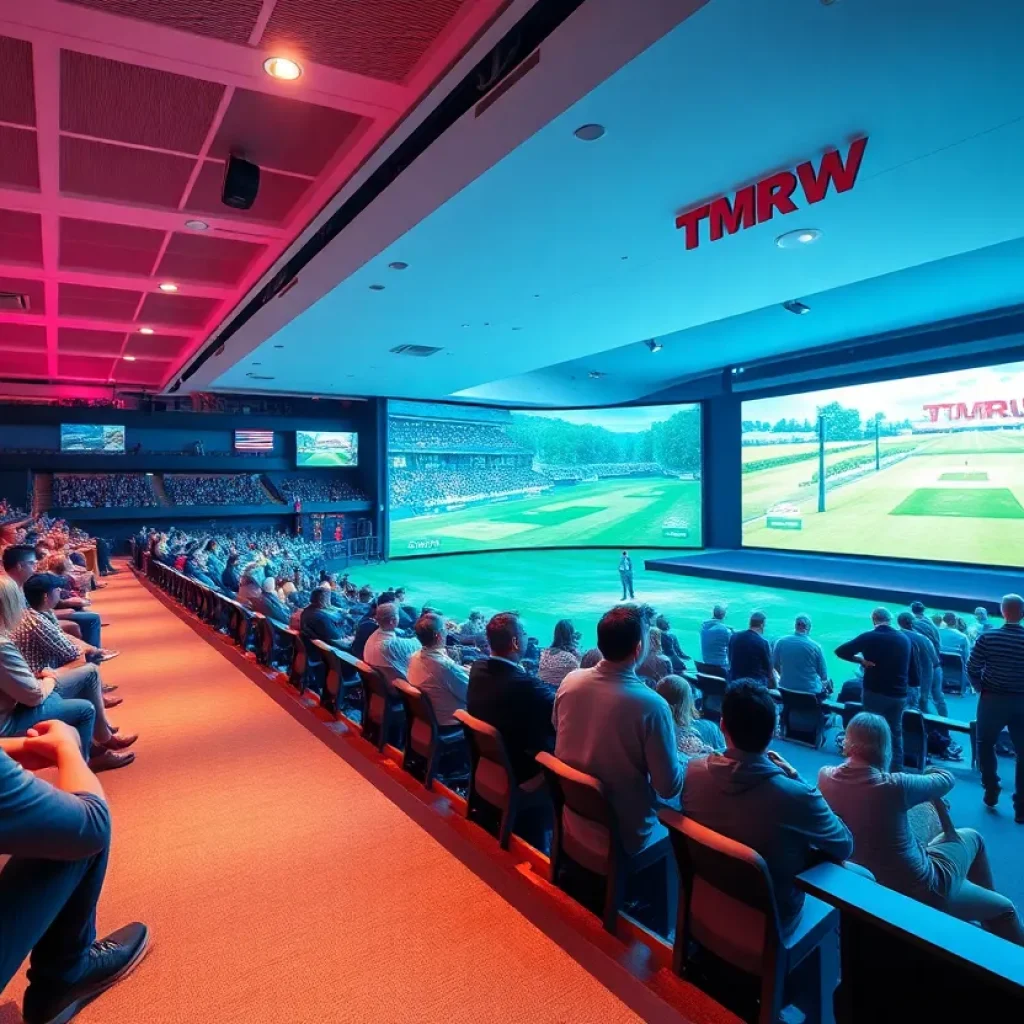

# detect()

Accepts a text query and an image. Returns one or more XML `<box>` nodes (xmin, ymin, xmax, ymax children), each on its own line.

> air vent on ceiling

<box><xmin>390</xmin><ymin>344</ymin><xmax>443</xmax><ymax>357</ymax></box>
<box><xmin>245</xmin><ymin>373</ymin><xmax>276</xmax><ymax>380</ymax></box>
<box><xmin>0</xmin><ymin>291</ymin><xmax>29</xmax><ymax>311</ymax></box>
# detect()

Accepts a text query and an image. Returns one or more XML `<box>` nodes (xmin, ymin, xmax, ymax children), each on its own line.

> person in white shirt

<box><xmin>407</xmin><ymin>612</ymin><xmax>469</xmax><ymax>727</ymax></box>
<box><xmin>363</xmin><ymin>602</ymin><xmax>420</xmax><ymax>682</ymax></box>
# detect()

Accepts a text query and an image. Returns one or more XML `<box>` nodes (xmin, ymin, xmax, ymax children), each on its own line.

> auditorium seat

<box><xmin>660</xmin><ymin>810</ymin><xmax>839</xmax><ymax>1024</ymax></box>
<box><xmin>455</xmin><ymin>709</ymin><xmax>550</xmax><ymax>849</ymax></box>
<box><xmin>901</xmin><ymin>708</ymin><xmax>928</xmax><ymax>772</ymax></box>
<box><xmin>313</xmin><ymin>640</ymin><xmax>361</xmax><ymax>716</ymax></box>
<box><xmin>778</xmin><ymin>688</ymin><xmax>826</xmax><ymax>749</ymax></box>
<box><xmin>693</xmin><ymin>670</ymin><xmax>727</xmax><ymax>723</ymax></box>
<box><xmin>536</xmin><ymin>752</ymin><xmax>674</xmax><ymax>935</ymax></box>
<box><xmin>344</xmin><ymin>653</ymin><xmax>404</xmax><ymax>751</ymax></box>
<box><xmin>939</xmin><ymin>651</ymin><xmax>967</xmax><ymax>696</ymax></box>
<box><xmin>393</xmin><ymin>679</ymin><xmax>467</xmax><ymax>789</ymax></box>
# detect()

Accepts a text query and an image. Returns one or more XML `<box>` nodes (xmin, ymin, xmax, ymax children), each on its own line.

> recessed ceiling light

<box><xmin>252</xmin><ymin>362</ymin><xmax>261</xmax><ymax>366</ymax></box>
<box><xmin>369</xmin><ymin>284</ymin><xmax>385</xmax><ymax>291</ymax></box>
<box><xmin>184</xmin><ymin>219</ymin><xmax>208</xmax><ymax>231</ymax></box>
<box><xmin>775</xmin><ymin>228</ymin><xmax>822</xmax><ymax>249</ymax></box>
<box><xmin>512</xmin><ymin>327</ymin><xmax>522</xmax><ymax>331</ymax></box>
<box><xmin>574</xmin><ymin>124</ymin><xmax>606</xmax><ymax>142</ymax></box>
<box><xmin>783</xmin><ymin>300</ymin><xmax>811</xmax><ymax>315</ymax></box>
<box><xmin>461</xmin><ymin>323</ymin><xmax>470</xmax><ymax>328</ymax></box>
<box><xmin>159</xmin><ymin>282</ymin><xmax>178</xmax><ymax>292</ymax></box>
<box><xmin>388</xmin><ymin>261</ymin><xmax>408</xmax><ymax>271</ymax></box>
<box><xmin>588</xmin><ymin>370</ymin><xmax>605</xmax><ymax>379</ymax></box>
<box><xmin>263</xmin><ymin>56</ymin><xmax>302</xmax><ymax>81</ymax></box>
<box><xmin>139</xmin><ymin>327</ymin><xmax>154</xmax><ymax>335</ymax></box>
<box><xmin>644</xmin><ymin>339</ymin><xmax>663</xmax><ymax>353</ymax></box>
<box><xmin>123</xmin><ymin>355</ymin><xmax>136</xmax><ymax>361</ymax></box>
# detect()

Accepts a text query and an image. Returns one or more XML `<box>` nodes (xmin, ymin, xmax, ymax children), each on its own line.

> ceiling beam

<box><xmin>0</xmin><ymin>310</ymin><xmax>194</xmax><ymax>337</ymax></box>
<box><xmin>0</xmin><ymin>1</ymin><xmax>410</xmax><ymax>119</ymax></box>
<box><xmin>0</xmin><ymin>263</ymin><xmax>235</xmax><ymax>300</ymax></box>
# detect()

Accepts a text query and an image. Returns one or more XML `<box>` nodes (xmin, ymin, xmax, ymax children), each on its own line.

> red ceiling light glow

<box><xmin>123</xmin><ymin>355</ymin><xmax>137</xmax><ymax>361</ymax></box>
<box><xmin>139</xmin><ymin>327</ymin><xmax>155</xmax><ymax>335</ymax></box>
<box><xmin>159</xmin><ymin>282</ymin><xmax>179</xmax><ymax>292</ymax></box>
<box><xmin>263</xmin><ymin>57</ymin><xmax>302</xmax><ymax>81</ymax></box>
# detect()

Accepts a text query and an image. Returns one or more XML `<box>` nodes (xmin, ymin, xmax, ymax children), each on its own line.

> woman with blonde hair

<box><xmin>637</xmin><ymin>626</ymin><xmax>672</xmax><ymax>684</ymax></box>
<box><xmin>656</xmin><ymin>674</ymin><xmax>725</xmax><ymax>758</ymax></box>
<box><xmin>819</xmin><ymin>713</ymin><xmax>1024</xmax><ymax>945</ymax></box>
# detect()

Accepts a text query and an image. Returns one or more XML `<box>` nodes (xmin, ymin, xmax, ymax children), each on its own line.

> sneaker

<box><xmin>101</xmin><ymin>683</ymin><xmax>118</xmax><ymax>693</ymax></box>
<box><xmin>95</xmin><ymin>650</ymin><xmax>120</xmax><ymax>663</ymax></box>
<box><xmin>102</xmin><ymin>694</ymin><xmax>123</xmax><ymax>709</ymax></box>
<box><xmin>104</xmin><ymin>732</ymin><xmax>138</xmax><ymax>752</ymax></box>
<box><xmin>984</xmin><ymin>786</ymin><xmax>1000</xmax><ymax>808</ymax></box>
<box><xmin>22</xmin><ymin>923</ymin><xmax>150</xmax><ymax>1024</ymax></box>
<box><xmin>88</xmin><ymin>750</ymin><xmax>135</xmax><ymax>772</ymax></box>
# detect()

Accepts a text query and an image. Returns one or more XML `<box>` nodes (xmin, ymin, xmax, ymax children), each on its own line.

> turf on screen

<box><xmin>741</xmin><ymin>358</ymin><xmax>1024</xmax><ymax>567</ymax></box>
<box><xmin>387</xmin><ymin>401</ymin><xmax>702</xmax><ymax>557</ymax></box>
<box><xmin>295</xmin><ymin>431</ymin><xmax>358</xmax><ymax>467</ymax></box>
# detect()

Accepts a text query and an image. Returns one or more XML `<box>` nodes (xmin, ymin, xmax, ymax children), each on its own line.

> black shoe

<box><xmin>1015</xmin><ymin>805</ymin><xmax>1024</xmax><ymax>824</ymax></box>
<box><xmin>22</xmin><ymin>923</ymin><xmax>150</xmax><ymax>1024</ymax></box>
<box><xmin>984</xmin><ymin>786</ymin><xmax>1000</xmax><ymax>808</ymax></box>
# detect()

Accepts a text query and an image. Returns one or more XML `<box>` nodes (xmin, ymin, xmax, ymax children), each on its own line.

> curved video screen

<box><xmin>741</xmin><ymin>358</ymin><xmax>1024</xmax><ymax>567</ymax></box>
<box><xmin>388</xmin><ymin>400</ymin><xmax>702</xmax><ymax>557</ymax></box>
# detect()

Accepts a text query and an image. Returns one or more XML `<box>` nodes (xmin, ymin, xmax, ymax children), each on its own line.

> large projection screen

<box><xmin>741</xmin><ymin>359</ymin><xmax>1024</xmax><ymax>567</ymax></box>
<box><xmin>388</xmin><ymin>400</ymin><xmax>702</xmax><ymax>557</ymax></box>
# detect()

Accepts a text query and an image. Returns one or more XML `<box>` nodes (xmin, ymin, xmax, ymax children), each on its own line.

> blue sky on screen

<box><xmin>746</xmin><ymin>359</ymin><xmax>1024</xmax><ymax>424</ymax></box>
<box><xmin>515</xmin><ymin>404</ymin><xmax>695</xmax><ymax>433</ymax></box>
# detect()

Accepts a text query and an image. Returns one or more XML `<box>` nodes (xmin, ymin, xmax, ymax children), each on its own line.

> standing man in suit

<box><xmin>467</xmin><ymin>612</ymin><xmax>556</xmax><ymax>786</ymax></box>
<box><xmin>618</xmin><ymin>551</ymin><xmax>635</xmax><ymax>601</ymax></box>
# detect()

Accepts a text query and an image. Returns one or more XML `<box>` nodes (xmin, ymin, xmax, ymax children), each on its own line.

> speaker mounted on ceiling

<box><xmin>222</xmin><ymin>155</ymin><xmax>260</xmax><ymax>210</ymax></box>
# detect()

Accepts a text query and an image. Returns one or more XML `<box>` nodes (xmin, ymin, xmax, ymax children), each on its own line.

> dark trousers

<box><xmin>620</xmin><ymin>573</ymin><xmax>634</xmax><ymax>600</ymax></box>
<box><xmin>863</xmin><ymin>690</ymin><xmax>906</xmax><ymax>771</ymax></box>
<box><xmin>0</xmin><ymin>843</ymin><xmax>108</xmax><ymax>991</ymax></box>
<box><xmin>977</xmin><ymin>691</ymin><xmax>1024</xmax><ymax>808</ymax></box>
<box><xmin>96</xmin><ymin>538</ymin><xmax>113</xmax><ymax>574</ymax></box>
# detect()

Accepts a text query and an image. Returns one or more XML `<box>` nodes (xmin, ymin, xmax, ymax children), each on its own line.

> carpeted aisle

<box><xmin>1</xmin><ymin>569</ymin><xmax>651</xmax><ymax>1024</ymax></box>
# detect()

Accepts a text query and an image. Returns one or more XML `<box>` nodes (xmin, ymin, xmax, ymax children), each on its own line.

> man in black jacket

<box><xmin>727</xmin><ymin>611</ymin><xmax>775</xmax><ymax>685</ymax></box>
<box><xmin>835</xmin><ymin>607</ymin><xmax>919</xmax><ymax>770</ymax></box>
<box><xmin>299</xmin><ymin>588</ymin><xmax>346</xmax><ymax>646</ymax></box>
<box><xmin>467</xmin><ymin>612</ymin><xmax>556</xmax><ymax>785</ymax></box>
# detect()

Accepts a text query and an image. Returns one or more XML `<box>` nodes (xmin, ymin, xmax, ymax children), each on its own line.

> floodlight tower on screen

<box><xmin>386</xmin><ymin>400</ymin><xmax>703</xmax><ymax>557</ymax></box>
<box><xmin>740</xmin><ymin>358</ymin><xmax>1024</xmax><ymax>568</ymax></box>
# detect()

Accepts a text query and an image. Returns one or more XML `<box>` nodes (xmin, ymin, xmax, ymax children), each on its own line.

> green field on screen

<box><xmin>389</xmin><ymin>478</ymin><xmax>702</xmax><ymax>556</ymax></box>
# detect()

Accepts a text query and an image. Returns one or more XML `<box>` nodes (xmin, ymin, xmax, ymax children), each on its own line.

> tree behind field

<box><xmin>816</xmin><ymin>401</ymin><xmax>862</xmax><ymax>441</ymax></box>
<box><xmin>651</xmin><ymin>407</ymin><xmax>701</xmax><ymax>473</ymax></box>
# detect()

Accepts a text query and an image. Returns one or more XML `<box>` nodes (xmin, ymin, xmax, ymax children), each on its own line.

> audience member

<box><xmin>579</xmin><ymin>647</ymin><xmax>602</xmax><ymax>669</ymax></box>
<box><xmin>0</xmin><ymin>720</ymin><xmax>150</xmax><ymax>1018</ymax></box>
<box><xmin>637</xmin><ymin>625</ymin><xmax>672</xmax><ymax>685</ymax></box>
<box><xmin>819</xmin><ymin>713</ymin><xmax>1024</xmax><ymax>944</ymax></box>
<box><xmin>773</xmin><ymin>615</ymin><xmax>828</xmax><ymax>696</ymax></box>
<box><xmin>910</xmin><ymin>601</ymin><xmax>942</xmax><ymax>654</ymax></box>
<box><xmin>656</xmin><ymin>674</ymin><xmax>725</xmax><ymax>759</ymax></box>
<box><xmin>299</xmin><ymin>588</ymin><xmax>347</xmax><ymax>647</ymax></box>
<box><xmin>221</xmin><ymin>553</ymin><xmax>241</xmax><ymax>594</ymax></box>
<box><xmin>683</xmin><ymin>679</ymin><xmax>853</xmax><ymax>932</ymax></box>
<box><xmin>458</xmin><ymin>610</ymin><xmax>486</xmax><ymax>637</ymax></box>
<box><xmin>254</xmin><ymin>578</ymin><xmax>291</xmax><ymax>625</ymax></box>
<box><xmin>699</xmin><ymin>604</ymin><xmax>731</xmax><ymax>670</ymax></box>
<box><xmin>835</xmin><ymin>608</ymin><xmax>918</xmax><ymax>771</ymax></box>
<box><xmin>727</xmin><ymin>611</ymin><xmax>775</xmax><ymax>685</ymax></box>
<box><xmin>467</xmin><ymin>612</ymin><xmax>555</xmax><ymax>785</ymax></box>
<box><xmin>406</xmin><ymin>612</ymin><xmax>469</xmax><ymax>727</ymax></box>
<box><xmin>967</xmin><ymin>593</ymin><xmax>1024</xmax><ymax>821</ymax></box>
<box><xmin>968</xmin><ymin>607</ymin><xmax>994</xmax><ymax>643</ymax></box>
<box><xmin>655</xmin><ymin>615</ymin><xmax>689</xmax><ymax>674</ymax></box>
<box><xmin>538</xmin><ymin>619</ymin><xmax>580</xmax><ymax>687</ymax></box>
<box><xmin>363</xmin><ymin>602</ymin><xmax>420</xmax><ymax>682</ymax></box>
<box><xmin>554</xmin><ymin>605</ymin><xmax>682</xmax><ymax>856</ymax></box>
<box><xmin>897</xmin><ymin>611</ymin><xmax>940</xmax><ymax>713</ymax></box>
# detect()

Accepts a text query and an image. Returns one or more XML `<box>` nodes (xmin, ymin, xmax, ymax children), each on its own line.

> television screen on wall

<box><xmin>60</xmin><ymin>424</ymin><xmax>125</xmax><ymax>453</ymax></box>
<box><xmin>295</xmin><ymin>430</ymin><xmax>358</xmax><ymax>467</ymax></box>
<box><xmin>740</xmin><ymin>357</ymin><xmax>1024</xmax><ymax>567</ymax></box>
<box><xmin>387</xmin><ymin>399</ymin><xmax>703</xmax><ymax>557</ymax></box>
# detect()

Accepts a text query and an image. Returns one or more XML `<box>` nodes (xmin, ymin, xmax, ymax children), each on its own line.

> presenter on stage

<box><xmin>618</xmin><ymin>551</ymin><xmax>635</xmax><ymax>601</ymax></box>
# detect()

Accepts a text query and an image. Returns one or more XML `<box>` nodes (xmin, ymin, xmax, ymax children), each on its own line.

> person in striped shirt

<box><xmin>967</xmin><ymin>593</ymin><xmax>1024</xmax><ymax>823</ymax></box>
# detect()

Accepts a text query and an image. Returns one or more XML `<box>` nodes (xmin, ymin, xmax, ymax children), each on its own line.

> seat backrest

<box><xmin>939</xmin><ymin>651</ymin><xmax>964</xmax><ymax>669</ymax></box>
<box><xmin>841</xmin><ymin>700</ymin><xmax>864</xmax><ymax>728</ymax></box>
<box><xmin>454</xmin><ymin>709</ymin><xmax>516</xmax><ymax>809</ymax></box>
<box><xmin>394</xmin><ymin>678</ymin><xmax>437</xmax><ymax>755</ymax></box>
<box><xmin>661</xmin><ymin>812</ymin><xmax>779</xmax><ymax>975</ymax></box>
<box><xmin>695</xmin><ymin>661</ymin><xmax>726</xmax><ymax>680</ymax></box>
<box><xmin>779</xmin><ymin>687</ymin><xmax>822</xmax><ymax>740</ymax></box>
<box><xmin>535</xmin><ymin>751</ymin><xmax>615</xmax><ymax>875</ymax></box>
<box><xmin>312</xmin><ymin>640</ymin><xmax>343</xmax><ymax>706</ymax></box>
<box><xmin>901</xmin><ymin>708</ymin><xmax>928</xmax><ymax>771</ymax></box>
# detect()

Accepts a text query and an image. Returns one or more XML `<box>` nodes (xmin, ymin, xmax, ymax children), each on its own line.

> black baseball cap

<box><xmin>23</xmin><ymin>572</ymin><xmax>66</xmax><ymax>604</ymax></box>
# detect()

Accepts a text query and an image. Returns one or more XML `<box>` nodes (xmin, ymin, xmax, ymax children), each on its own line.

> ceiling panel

<box><xmin>60</xmin><ymin>136</ymin><xmax>195</xmax><ymax>207</ymax></box>
<box><xmin>0</xmin><ymin>323</ymin><xmax>47</xmax><ymax>351</ymax></box>
<box><xmin>0</xmin><ymin>211</ymin><xmax>43</xmax><ymax>267</ymax></box>
<box><xmin>58</xmin><ymin>327</ymin><xmax>128</xmax><ymax>355</ymax></box>
<box><xmin>0</xmin><ymin>276</ymin><xmax>46</xmax><ymax>314</ymax></box>
<box><xmin>137</xmin><ymin>292</ymin><xmax>221</xmax><ymax>327</ymax></box>
<box><xmin>59</xmin><ymin>283</ymin><xmax>143</xmax><ymax>320</ymax></box>
<box><xmin>59</xmin><ymin>218</ymin><xmax>165</xmax><ymax>275</ymax></box>
<box><xmin>0</xmin><ymin>126</ymin><xmax>40</xmax><ymax>190</ymax></box>
<box><xmin>155</xmin><ymin>233</ymin><xmax>265</xmax><ymax>286</ymax></box>
<box><xmin>62</xmin><ymin>0</ymin><xmax>263</xmax><ymax>46</ymax></box>
<box><xmin>0</xmin><ymin>350</ymin><xmax>48</xmax><ymax>377</ymax></box>
<box><xmin>0</xmin><ymin>36</ymin><xmax>36</xmax><ymax>126</ymax></box>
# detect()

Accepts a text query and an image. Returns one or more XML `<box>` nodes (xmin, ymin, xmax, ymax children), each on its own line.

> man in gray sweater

<box><xmin>684</xmin><ymin>679</ymin><xmax>853</xmax><ymax>931</ymax></box>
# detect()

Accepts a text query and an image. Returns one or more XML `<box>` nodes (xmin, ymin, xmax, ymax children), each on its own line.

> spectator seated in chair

<box><xmin>656</xmin><ymin>673</ymin><xmax>725</xmax><ymax>760</ymax></box>
<box><xmin>538</xmin><ymin>619</ymin><xmax>581</xmax><ymax>688</ymax></box>
<box><xmin>636</xmin><ymin>625</ymin><xmax>672</xmax><ymax>686</ymax></box>
<box><xmin>406</xmin><ymin>611</ymin><xmax>469</xmax><ymax>728</ymax></box>
<box><xmin>654</xmin><ymin>614</ymin><xmax>689</xmax><ymax>674</ymax></box>
<box><xmin>363</xmin><ymin>602</ymin><xmax>420</xmax><ymax>682</ymax></box>
<box><xmin>819</xmin><ymin>713</ymin><xmax>1024</xmax><ymax>945</ymax></box>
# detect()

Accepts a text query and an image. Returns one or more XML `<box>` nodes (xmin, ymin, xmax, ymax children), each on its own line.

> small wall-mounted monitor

<box><xmin>296</xmin><ymin>430</ymin><xmax>358</xmax><ymax>467</ymax></box>
<box><xmin>234</xmin><ymin>429</ymin><xmax>274</xmax><ymax>451</ymax></box>
<box><xmin>60</xmin><ymin>424</ymin><xmax>125</xmax><ymax>453</ymax></box>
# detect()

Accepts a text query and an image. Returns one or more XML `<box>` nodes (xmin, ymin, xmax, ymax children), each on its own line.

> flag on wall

<box><xmin>234</xmin><ymin>429</ymin><xmax>274</xmax><ymax>451</ymax></box>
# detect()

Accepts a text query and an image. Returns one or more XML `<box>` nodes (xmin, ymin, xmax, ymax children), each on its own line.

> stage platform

<box><xmin>644</xmin><ymin>549</ymin><xmax>1017</xmax><ymax>613</ymax></box>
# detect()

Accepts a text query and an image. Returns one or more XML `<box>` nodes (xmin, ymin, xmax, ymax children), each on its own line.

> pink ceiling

<box><xmin>0</xmin><ymin>0</ymin><xmax>505</xmax><ymax>389</ymax></box>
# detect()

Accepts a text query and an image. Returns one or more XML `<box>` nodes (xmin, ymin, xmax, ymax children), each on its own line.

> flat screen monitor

<box><xmin>387</xmin><ymin>399</ymin><xmax>702</xmax><ymax>557</ymax></box>
<box><xmin>296</xmin><ymin>430</ymin><xmax>358</xmax><ymax>467</ymax></box>
<box><xmin>60</xmin><ymin>424</ymin><xmax>125</xmax><ymax>453</ymax></box>
<box><xmin>234</xmin><ymin>429</ymin><xmax>274</xmax><ymax>452</ymax></box>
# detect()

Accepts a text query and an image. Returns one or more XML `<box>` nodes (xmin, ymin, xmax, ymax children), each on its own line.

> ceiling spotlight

<box><xmin>783</xmin><ymin>300</ymin><xmax>811</xmax><ymax>315</ymax></box>
<box><xmin>588</xmin><ymin>370</ymin><xmax>605</xmax><ymax>379</ymax></box>
<box><xmin>388</xmin><ymin>261</ymin><xmax>408</xmax><ymax>271</ymax></box>
<box><xmin>184</xmin><ymin>219</ymin><xmax>208</xmax><ymax>231</ymax></box>
<box><xmin>263</xmin><ymin>56</ymin><xmax>302</xmax><ymax>81</ymax></box>
<box><xmin>158</xmin><ymin>282</ymin><xmax>178</xmax><ymax>292</ymax></box>
<box><xmin>122</xmin><ymin>355</ymin><xmax>136</xmax><ymax>361</ymax></box>
<box><xmin>138</xmin><ymin>327</ymin><xmax>154</xmax><ymax>335</ymax></box>
<box><xmin>574</xmin><ymin>124</ymin><xmax>606</xmax><ymax>142</ymax></box>
<box><xmin>775</xmin><ymin>228</ymin><xmax>822</xmax><ymax>249</ymax></box>
<box><xmin>368</xmin><ymin>284</ymin><xmax>385</xmax><ymax>291</ymax></box>
<box><xmin>644</xmin><ymin>339</ymin><xmax>663</xmax><ymax>353</ymax></box>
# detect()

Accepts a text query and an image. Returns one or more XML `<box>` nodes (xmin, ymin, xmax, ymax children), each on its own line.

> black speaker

<box><xmin>222</xmin><ymin>155</ymin><xmax>260</xmax><ymax>210</ymax></box>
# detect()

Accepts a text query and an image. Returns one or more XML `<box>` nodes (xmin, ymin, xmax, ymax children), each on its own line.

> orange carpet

<box><xmin>1</xmin><ymin>569</ymin><xmax>672</xmax><ymax>1024</ymax></box>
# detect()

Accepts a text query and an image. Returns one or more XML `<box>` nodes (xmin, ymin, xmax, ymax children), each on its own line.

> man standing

<box><xmin>835</xmin><ymin>608</ymin><xmax>918</xmax><ymax>770</ymax></box>
<box><xmin>699</xmin><ymin>604</ymin><xmax>731</xmax><ymax>671</ymax></box>
<box><xmin>897</xmin><ymin>611</ymin><xmax>939</xmax><ymax>712</ymax></box>
<box><xmin>773</xmin><ymin>615</ymin><xmax>828</xmax><ymax>695</ymax></box>
<box><xmin>618</xmin><ymin>551</ymin><xmax>634</xmax><ymax>601</ymax></box>
<box><xmin>939</xmin><ymin>611</ymin><xmax>971</xmax><ymax>693</ymax></box>
<box><xmin>727</xmin><ymin>611</ymin><xmax>775</xmax><ymax>686</ymax></box>
<box><xmin>967</xmin><ymin>593</ymin><xmax>1024</xmax><ymax>822</ymax></box>
<box><xmin>407</xmin><ymin>612</ymin><xmax>469</xmax><ymax>727</ymax></box>
<box><xmin>910</xmin><ymin>601</ymin><xmax>942</xmax><ymax>653</ymax></box>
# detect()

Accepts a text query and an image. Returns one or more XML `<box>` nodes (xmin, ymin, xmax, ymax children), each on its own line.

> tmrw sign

<box><xmin>674</xmin><ymin>137</ymin><xmax>868</xmax><ymax>250</ymax></box>
<box><xmin>923</xmin><ymin>400</ymin><xmax>1024</xmax><ymax>422</ymax></box>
